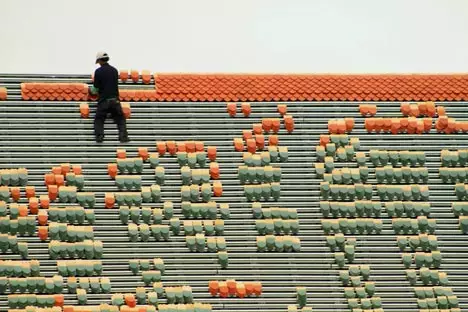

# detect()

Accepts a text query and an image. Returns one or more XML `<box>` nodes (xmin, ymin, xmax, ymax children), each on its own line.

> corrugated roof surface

<box><xmin>1</xmin><ymin>73</ymin><xmax>468</xmax><ymax>312</ymax></box>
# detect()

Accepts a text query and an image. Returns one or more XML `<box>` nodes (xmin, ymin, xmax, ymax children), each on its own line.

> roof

<box><xmin>152</xmin><ymin>74</ymin><xmax>468</xmax><ymax>102</ymax></box>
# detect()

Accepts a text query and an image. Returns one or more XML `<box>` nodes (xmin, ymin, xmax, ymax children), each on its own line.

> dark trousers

<box><xmin>94</xmin><ymin>98</ymin><xmax>128</xmax><ymax>138</ymax></box>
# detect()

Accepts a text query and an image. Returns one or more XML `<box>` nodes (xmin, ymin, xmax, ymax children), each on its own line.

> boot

<box><xmin>119</xmin><ymin>133</ymin><xmax>130</xmax><ymax>143</ymax></box>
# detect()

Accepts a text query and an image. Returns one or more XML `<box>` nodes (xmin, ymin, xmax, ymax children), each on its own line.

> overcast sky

<box><xmin>1</xmin><ymin>0</ymin><xmax>468</xmax><ymax>74</ymax></box>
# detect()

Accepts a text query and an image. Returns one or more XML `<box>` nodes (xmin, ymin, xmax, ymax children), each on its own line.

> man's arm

<box><xmin>93</xmin><ymin>69</ymin><xmax>101</xmax><ymax>90</ymax></box>
<box><xmin>114</xmin><ymin>67</ymin><xmax>120</xmax><ymax>97</ymax></box>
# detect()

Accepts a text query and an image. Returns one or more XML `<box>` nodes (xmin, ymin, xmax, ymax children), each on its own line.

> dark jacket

<box><xmin>93</xmin><ymin>63</ymin><xmax>119</xmax><ymax>101</ymax></box>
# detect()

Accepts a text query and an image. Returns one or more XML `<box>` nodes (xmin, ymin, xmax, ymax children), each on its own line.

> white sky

<box><xmin>1</xmin><ymin>0</ymin><xmax>468</xmax><ymax>74</ymax></box>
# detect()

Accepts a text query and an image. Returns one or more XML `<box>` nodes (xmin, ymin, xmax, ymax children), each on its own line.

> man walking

<box><xmin>93</xmin><ymin>52</ymin><xmax>130</xmax><ymax>143</ymax></box>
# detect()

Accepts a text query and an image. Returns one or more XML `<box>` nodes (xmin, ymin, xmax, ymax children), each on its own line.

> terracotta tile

<box><xmin>19</xmin><ymin>74</ymin><xmax>468</xmax><ymax>101</ymax></box>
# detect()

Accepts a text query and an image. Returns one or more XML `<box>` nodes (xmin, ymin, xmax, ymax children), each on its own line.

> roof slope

<box><xmin>1</xmin><ymin>74</ymin><xmax>468</xmax><ymax>311</ymax></box>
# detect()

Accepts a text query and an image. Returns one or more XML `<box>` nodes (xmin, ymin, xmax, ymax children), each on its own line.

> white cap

<box><xmin>95</xmin><ymin>51</ymin><xmax>109</xmax><ymax>63</ymax></box>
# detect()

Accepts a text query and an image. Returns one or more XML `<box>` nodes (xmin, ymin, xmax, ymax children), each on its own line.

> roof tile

<box><xmin>19</xmin><ymin>74</ymin><xmax>468</xmax><ymax>102</ymax></box>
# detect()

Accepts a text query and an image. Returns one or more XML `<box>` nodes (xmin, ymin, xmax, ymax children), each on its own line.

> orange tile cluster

<box><xmin>119</xmin><ymin>69</ymin><xmax>152</xmax><ymax>84</ymax></box>
<box><xmin>235</xmin><ymin>131</ymin><xmax>278</xmax><ymax>153</ymax></box>
<box><xmin>121</xmin><ymin>103</ymin><xmax>131</xmax><ymax>119</ymax></box>
<box><xmin>0</xmin><ymin>87</ymin><xmax>7</xmax><ymax>100</ymax></box>
<box><xmin>359</xmin><ymin>104</ymin><xmax>377</xmax><ymax>117</ymax></box>
<box><xmin>119</xmin><ymin>89</ymin><xmax>158</xmax><ymax>101</ymax></box>
<box><xmin>21</xmin><ymin>83</ymin><xmax>88</xmax><ymax>101</ymax></box>
<box><xmin>209</xmin><ymin>280</ymin><xmax>262</xmax><ymax>298</ymax></box>
<box><xmin>79</xmin><ymin>103</ymin><xmax>89</xmax><ymax>118</ymax></box>
<box><xmin>328</xmin><ymin>118</ymin><xmax>355</xmax><ymax>134</ymax></box>
<box><xmin>152</xmin><ymin>74</ymin><xmax>468</xmax><ymax>102</ymax></box>
<box><xmin>261</xmin><ymin>118</ymin><xmax>281</xmax><ymax>133</ymax></box>
<box><xmin>43</xmin><ymin>163</ymin><xmax>81</xmax><ymax>203</ymax></box>
<box><xmin>155</xmin><ymin>140</ymin><xmax>206</xmax><ymax>156</ymax></box>
<box><xmin>233</xmin><ymin>105</ymin><xmax>287</xmax><ymax>152</ymax></box>
<box><xmin>435</xmin><ymin>116</ymin><xmax>468</xmax><ymax>134</ymax></box>
<box><xmin>365</xmin><ymin>117</ymin><xmax>433</xmax><ymax>134</ymax></box>
<box><xmin>400</xmin><ymin>102</ymin><xmax>438</xmax><ymax>117</ymax></box>
<box><xmin>226</xmin><ymin>102</ymin><xmax>252</xmax><ymax>117</ymax></box>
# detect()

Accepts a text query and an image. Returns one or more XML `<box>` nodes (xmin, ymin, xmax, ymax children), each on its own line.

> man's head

<box><xmin>95</xmin><ymin>51</ymin><xmax>110</xmax><ymax>65</ymax></box>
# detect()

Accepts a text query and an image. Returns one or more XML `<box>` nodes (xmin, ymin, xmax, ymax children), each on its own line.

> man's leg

<box><xmin>94</xmin><ymin>101</ymin><xmax>109</xmax><ymax>142</ymax></box>
<box><xmin>109</xmin><ymin>100</ymin><xmax>130</xmax><ymax>143</ymax></box>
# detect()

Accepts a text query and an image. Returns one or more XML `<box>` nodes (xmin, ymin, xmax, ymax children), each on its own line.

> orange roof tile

<box><xmin>0</xmin><ymin>87</ymin><xmax>7</xmax><ymax>100</ymax></box>
<box><xmin>21</xmin><ymin>83</ymin><xmax>88</xmax><ymax>101</ymax></box>
<box><xmin>153</xmin><ymin>74</ymin><xmax>468</xmax><ymax>102</ymax></box>
<box><xmin>19</xmin><ymin>74</ymin><xmax>468</xmax><ymax>102</ymax></box>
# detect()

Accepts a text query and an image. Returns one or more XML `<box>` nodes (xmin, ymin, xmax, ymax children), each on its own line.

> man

<box><xmin>93</xmin><ymin>51</ymin><xmax>130</xmax><ymax>143</ymax></box>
